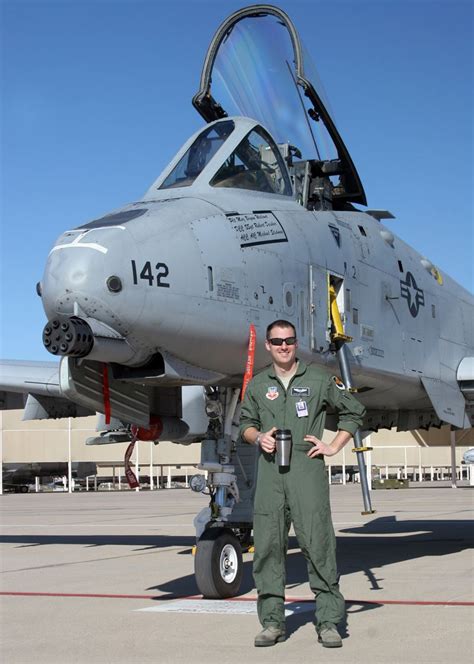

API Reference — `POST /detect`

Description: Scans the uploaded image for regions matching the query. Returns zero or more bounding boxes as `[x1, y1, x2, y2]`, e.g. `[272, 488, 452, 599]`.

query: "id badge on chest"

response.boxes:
[296, 399, 308, 418]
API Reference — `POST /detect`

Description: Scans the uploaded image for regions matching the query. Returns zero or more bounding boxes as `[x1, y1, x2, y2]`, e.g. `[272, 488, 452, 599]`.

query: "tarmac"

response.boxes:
[1, 483, 473, 664]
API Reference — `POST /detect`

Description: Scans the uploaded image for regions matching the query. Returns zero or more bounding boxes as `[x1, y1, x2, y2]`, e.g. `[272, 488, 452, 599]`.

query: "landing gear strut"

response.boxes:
[192, 387, 251, 598]
[336, 343, 375, 515]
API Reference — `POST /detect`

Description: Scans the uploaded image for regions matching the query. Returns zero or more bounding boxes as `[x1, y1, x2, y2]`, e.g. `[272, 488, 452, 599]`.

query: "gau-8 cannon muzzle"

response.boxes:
[43, 316, 94, 357]
[42, 316, 136, 364]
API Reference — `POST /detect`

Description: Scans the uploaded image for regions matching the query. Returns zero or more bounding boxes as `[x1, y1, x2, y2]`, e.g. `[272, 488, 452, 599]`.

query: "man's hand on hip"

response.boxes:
[304, 430, 352, 457]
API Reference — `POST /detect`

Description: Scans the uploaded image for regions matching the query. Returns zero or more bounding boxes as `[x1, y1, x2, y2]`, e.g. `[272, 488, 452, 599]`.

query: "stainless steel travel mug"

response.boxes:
[275, 429, 292, 466]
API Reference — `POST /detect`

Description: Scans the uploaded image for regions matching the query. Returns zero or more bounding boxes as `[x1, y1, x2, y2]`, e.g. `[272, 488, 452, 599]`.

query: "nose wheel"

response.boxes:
[195, 528, 243, 598]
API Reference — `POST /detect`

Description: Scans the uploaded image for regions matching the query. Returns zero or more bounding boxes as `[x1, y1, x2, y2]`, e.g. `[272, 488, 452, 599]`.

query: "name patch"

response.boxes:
[291, 387, 310, 397]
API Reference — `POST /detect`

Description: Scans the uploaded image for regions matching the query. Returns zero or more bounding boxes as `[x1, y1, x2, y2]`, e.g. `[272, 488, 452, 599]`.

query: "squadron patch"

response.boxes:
[332, 376, 346, 391]
[266, 386, 279, 400]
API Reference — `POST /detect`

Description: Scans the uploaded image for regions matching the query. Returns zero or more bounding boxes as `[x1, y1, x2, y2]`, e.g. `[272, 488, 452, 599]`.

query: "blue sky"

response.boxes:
[1, 0, 472, 360]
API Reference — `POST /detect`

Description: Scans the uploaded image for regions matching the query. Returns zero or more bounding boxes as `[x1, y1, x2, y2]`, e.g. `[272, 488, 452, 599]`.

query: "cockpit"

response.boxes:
[159, 119, 292, 197]
[191, 5, 367, 209]
[147, 5, 367, 210]
[160, 120, 234, 190]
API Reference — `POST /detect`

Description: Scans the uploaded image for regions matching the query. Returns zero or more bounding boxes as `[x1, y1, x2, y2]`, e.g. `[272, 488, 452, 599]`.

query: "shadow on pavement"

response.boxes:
[2, 517, 472, 604]
[0, 534, 195, 550]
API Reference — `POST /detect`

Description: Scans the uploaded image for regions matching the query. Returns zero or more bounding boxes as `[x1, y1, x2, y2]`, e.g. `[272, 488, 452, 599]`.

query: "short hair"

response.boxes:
[266, 319, 297, 340]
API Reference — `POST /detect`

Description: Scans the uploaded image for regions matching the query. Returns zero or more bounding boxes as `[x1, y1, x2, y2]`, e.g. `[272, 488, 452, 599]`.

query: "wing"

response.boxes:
[0, 359, 93, 419]
[0, 359, 208, 443]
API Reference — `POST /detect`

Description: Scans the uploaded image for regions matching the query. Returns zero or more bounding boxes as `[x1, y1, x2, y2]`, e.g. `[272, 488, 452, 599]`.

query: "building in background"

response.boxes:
[1, 409, 473, 491]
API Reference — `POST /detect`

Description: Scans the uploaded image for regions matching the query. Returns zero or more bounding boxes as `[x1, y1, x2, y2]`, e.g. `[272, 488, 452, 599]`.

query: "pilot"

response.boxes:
[240, 319, 365, 649]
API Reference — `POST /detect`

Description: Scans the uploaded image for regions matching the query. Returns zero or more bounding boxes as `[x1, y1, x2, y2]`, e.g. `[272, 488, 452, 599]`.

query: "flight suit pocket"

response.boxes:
[253, 512, 277, 566]
[254, 510, 287, 574]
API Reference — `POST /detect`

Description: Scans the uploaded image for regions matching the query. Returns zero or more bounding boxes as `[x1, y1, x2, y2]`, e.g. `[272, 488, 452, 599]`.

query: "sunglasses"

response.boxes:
[268, 336, 297, 346]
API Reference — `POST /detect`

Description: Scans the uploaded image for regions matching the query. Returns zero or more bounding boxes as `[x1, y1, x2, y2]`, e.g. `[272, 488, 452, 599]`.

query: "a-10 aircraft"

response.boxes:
[1, 5, 473, 598]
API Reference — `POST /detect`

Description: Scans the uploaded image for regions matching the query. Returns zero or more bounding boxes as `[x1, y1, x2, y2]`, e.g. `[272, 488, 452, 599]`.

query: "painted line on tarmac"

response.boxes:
[138, 600, 257, 615]
[1, 591, 473, 607]
[136, 600, 312, 615]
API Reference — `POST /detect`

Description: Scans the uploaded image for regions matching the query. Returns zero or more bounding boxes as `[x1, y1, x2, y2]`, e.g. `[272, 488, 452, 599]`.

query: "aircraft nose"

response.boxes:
[41, 226, 145, 336]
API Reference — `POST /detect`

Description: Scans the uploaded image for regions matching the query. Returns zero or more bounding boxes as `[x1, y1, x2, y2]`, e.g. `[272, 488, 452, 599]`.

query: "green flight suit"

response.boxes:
[239, 360, 365, 630]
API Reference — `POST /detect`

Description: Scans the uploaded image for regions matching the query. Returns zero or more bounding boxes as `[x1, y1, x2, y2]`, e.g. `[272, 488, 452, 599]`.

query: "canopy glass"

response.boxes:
[211, 16, 334, 161]
[193, 6, 366, 205]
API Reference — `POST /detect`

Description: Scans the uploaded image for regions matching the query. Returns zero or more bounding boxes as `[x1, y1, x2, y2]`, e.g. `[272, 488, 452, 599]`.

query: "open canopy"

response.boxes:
[193, 4, 366, 206]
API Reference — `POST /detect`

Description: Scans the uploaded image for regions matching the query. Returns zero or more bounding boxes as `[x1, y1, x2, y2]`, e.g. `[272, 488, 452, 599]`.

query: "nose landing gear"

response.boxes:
[192, 387, 256, 598]
[195, 528, 243, 598]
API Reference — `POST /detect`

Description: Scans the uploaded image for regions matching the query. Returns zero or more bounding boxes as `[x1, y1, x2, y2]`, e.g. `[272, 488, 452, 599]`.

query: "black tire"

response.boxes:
[19, 485, 29, 493]
[195, 528, 243, 599]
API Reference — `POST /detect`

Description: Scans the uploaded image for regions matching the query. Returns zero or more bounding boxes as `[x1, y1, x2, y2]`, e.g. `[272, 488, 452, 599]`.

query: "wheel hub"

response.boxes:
[219, 544, 238, 583]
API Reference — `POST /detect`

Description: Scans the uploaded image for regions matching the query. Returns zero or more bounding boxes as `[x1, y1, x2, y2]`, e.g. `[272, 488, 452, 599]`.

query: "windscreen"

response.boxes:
[210, 15, 337, 162]
[211, 126, 293, 195]
[160, 120, 235, 189]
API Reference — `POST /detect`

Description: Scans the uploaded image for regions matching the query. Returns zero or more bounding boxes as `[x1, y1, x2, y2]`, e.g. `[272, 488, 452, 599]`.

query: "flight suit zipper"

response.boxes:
[273, 376, 287, 430]
[274, 371, 302, 432]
